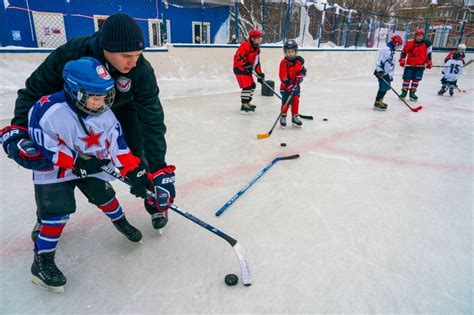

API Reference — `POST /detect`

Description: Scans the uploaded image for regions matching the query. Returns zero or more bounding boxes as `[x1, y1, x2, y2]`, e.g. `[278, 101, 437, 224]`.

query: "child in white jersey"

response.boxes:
[28, 57, 149, 292]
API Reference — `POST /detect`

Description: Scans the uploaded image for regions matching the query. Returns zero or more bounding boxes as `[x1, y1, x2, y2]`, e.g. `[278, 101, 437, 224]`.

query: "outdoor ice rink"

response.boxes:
[0, 49, 473, 313]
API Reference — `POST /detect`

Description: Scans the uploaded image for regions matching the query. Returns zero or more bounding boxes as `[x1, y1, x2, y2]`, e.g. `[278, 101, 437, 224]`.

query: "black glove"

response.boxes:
[0, 126, 53, 171]
[126, 162, 150, 198]
[73, 156, 110, 178]
[243, 62, 252, 74]
[374, 70, 385, 78]
[257, 72, 265, 84]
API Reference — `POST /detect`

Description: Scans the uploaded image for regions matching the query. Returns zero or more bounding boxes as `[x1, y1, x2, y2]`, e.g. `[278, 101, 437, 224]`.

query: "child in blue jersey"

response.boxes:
[27, 57, 150, 292]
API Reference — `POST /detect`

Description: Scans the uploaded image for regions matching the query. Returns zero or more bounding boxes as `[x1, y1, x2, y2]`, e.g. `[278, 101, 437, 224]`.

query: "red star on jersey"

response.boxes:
[38, 96, 50, 106]
[80, 128, 103, 150]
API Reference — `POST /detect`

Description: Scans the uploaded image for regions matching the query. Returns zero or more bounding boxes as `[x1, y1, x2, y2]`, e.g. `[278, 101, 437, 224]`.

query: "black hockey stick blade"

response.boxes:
[277, 154, 300, 161]
[298, 114, 314, 120]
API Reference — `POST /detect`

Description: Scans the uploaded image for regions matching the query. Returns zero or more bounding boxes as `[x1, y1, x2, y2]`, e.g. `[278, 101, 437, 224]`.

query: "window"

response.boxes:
[149, 19, 171, 46]
[192, 22, 210, 44]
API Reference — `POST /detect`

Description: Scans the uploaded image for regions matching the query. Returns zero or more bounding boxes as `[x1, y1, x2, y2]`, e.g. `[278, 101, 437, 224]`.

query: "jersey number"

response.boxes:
[449, 64, 460, 74]
[28, 127, 43, 146]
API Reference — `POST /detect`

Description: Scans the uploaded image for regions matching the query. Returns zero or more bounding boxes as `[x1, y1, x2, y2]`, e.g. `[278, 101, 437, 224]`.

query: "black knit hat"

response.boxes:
[100, 13, 145, 52]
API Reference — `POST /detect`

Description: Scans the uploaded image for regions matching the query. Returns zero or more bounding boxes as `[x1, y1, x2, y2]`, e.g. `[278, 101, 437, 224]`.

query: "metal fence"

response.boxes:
[0, 0, 472, 49]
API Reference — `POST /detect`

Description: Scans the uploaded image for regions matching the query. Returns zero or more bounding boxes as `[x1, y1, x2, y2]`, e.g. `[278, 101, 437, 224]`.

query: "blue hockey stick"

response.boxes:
[98, 164, 252, 286]
[215, 154, 300, 217]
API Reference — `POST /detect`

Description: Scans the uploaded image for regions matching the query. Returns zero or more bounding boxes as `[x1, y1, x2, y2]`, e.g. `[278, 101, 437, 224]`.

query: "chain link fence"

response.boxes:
[1, 0, 472, 49]
[230, 0, 473, 49]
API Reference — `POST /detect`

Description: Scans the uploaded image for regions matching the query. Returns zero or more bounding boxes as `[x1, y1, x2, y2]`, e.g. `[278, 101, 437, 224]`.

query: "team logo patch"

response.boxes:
[96, 65, 111, 80]
[116, 76, 132, 92]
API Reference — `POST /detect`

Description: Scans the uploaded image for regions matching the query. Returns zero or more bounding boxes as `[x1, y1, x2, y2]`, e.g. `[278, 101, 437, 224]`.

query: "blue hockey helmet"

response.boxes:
[63, 57, 115, 115]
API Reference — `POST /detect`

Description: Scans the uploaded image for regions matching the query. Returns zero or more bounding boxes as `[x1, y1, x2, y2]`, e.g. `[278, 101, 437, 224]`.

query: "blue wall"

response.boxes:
[2, 0, 230, 47]
[166, 6, 230, 43]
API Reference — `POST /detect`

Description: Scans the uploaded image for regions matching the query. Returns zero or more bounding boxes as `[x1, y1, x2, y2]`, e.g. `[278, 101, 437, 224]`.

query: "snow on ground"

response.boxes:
[0, 54, 473, 313]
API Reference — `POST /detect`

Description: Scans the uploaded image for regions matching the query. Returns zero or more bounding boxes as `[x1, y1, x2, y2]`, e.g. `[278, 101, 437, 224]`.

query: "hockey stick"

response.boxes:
[253, 70, 314, 120]
[215, 154, 300, 217]
[257, 91, 294, 139]
[379, 76, 422, 112]
[100, 165, 252, 286]
[433, 59, 472, 68]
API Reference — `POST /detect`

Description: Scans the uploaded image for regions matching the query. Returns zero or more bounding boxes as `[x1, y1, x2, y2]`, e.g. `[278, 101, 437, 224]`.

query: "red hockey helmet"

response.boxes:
[249, 29, 263, 39]
[415, 29, 425, 36]
[391, 35, 403, 46]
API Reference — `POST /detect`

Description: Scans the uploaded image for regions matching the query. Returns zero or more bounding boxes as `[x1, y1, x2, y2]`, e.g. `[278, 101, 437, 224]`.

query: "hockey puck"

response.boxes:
[225, 274, 238, 286]
[323, 118, 328, 121]
[280, 143, 287, 147]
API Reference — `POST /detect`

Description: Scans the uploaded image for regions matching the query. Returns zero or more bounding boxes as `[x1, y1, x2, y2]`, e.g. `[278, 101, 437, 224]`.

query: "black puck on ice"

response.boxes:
[280, 143, 287, 147]
[323, 118, 328, 121]
[225, 274, 239, 286]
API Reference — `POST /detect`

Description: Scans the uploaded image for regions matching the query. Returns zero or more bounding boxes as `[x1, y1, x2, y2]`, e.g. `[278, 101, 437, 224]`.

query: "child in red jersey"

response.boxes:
[233, 29, 265, 113]
[279, 39, 306, 128]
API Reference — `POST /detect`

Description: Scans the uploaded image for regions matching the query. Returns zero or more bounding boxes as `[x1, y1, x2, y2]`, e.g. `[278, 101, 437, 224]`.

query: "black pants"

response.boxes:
[35, 178, 116, 220]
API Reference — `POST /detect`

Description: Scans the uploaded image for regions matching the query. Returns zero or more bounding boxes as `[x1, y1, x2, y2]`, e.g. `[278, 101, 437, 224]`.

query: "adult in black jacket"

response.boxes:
[1, 14, 175, 238]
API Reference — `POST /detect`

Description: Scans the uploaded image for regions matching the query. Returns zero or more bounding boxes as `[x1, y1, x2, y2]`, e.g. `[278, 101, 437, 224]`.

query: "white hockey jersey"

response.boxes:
[375, 44, 396, 78]
[442, 59, 464, 82]
[28, 91, 140, 185]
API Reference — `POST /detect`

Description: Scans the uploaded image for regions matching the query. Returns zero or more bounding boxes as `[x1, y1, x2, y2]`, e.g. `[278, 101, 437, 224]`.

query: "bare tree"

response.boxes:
[330, 0, 398, 15]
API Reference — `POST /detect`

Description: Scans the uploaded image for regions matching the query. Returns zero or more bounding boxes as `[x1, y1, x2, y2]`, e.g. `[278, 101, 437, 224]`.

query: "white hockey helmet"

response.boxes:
[458, 43, 466, 51]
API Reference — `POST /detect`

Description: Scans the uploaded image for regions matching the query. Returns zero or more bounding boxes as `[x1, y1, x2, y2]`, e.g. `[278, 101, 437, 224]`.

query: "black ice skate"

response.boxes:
[112, 216, 142, 242]
[438, 86, 447, 95]
[31, 251, 66, 293]
[373, 100, 388, 111]
[292, 115, 303, 127]
[151, 211, 168, 230]
[240, 103, 255, 114]
[280, 114, 287, 128]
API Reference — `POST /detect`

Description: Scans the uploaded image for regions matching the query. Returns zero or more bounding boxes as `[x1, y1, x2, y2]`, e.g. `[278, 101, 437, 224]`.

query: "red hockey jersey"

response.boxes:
[233, 41, 262, 75]
[400, 39, 432, 66]
[279, 56, 305, 90]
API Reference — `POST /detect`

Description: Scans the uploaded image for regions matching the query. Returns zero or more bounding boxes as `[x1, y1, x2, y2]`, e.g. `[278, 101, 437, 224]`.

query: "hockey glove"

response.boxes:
[148, 165, 176, 211]
[0, 125, 53, 171]
[126, 162, 150, 198]
[257, 72, 265, 84]
[296, 67, 306, 83]
[426, 60, 433, 69]
[73, 155, 110, 178]
[295, 74, 304, 84]
[285, 84, 298, 94]
[374, 70, 386, 78]
[243, 61, 253, 74]
[399, 59, 406, 67]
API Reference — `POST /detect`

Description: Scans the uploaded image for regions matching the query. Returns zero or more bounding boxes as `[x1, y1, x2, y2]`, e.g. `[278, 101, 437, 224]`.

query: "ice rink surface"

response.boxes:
[0, 66, 473, 313]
